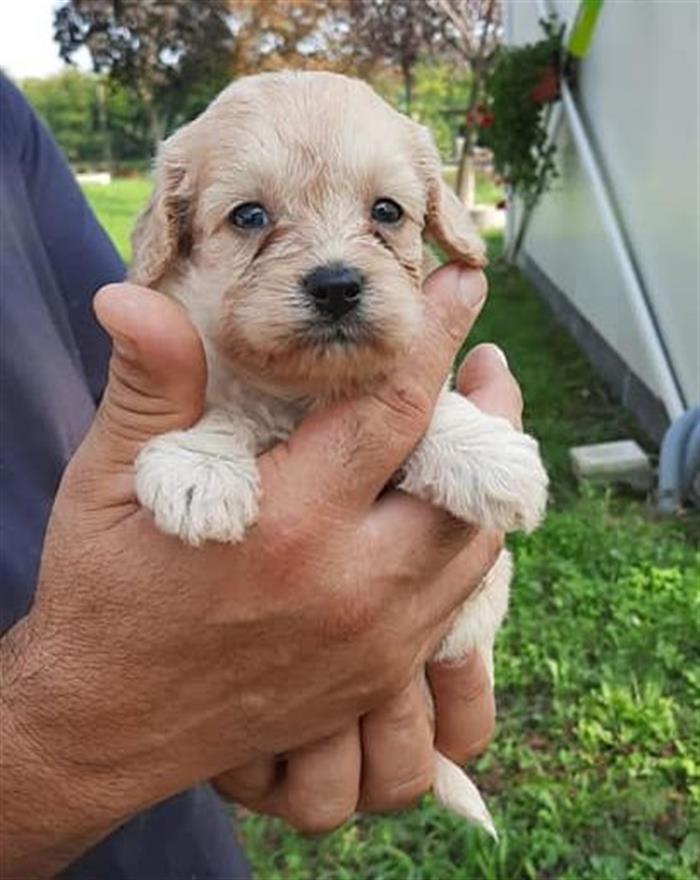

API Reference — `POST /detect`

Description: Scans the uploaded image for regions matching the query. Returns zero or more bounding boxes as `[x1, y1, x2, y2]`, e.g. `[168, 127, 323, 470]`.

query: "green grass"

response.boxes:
[82, 176, 151, 261]
[84, 185, 700, 880]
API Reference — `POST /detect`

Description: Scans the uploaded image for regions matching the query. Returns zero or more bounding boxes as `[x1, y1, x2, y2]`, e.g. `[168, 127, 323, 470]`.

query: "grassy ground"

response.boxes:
[84, 183, 699, 880]
[82, 176, 151, 260]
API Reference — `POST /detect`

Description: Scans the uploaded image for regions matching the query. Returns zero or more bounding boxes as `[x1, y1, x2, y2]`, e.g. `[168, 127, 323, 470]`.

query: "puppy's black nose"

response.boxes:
[302, 263, 363, 321]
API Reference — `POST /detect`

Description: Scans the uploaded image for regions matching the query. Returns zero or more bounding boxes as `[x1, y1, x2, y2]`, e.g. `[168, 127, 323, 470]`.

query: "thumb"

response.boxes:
[88, 283, 206, 470]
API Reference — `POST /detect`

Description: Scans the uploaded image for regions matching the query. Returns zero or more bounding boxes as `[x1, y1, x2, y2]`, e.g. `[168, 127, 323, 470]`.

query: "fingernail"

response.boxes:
[486, 343, 509, 369]
[457, 267, 487, 308]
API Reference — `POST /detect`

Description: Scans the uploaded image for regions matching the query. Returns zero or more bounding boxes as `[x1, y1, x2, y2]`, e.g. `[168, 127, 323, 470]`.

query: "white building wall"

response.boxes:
[507, 0, 699, 417]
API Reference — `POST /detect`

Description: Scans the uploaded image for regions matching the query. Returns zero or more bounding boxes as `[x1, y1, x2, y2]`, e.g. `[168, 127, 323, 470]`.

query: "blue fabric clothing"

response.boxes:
[0, 74, 252, 880]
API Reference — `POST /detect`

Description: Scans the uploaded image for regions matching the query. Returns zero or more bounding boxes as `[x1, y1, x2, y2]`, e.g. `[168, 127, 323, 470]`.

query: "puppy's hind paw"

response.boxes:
[135, 437, 260, 546]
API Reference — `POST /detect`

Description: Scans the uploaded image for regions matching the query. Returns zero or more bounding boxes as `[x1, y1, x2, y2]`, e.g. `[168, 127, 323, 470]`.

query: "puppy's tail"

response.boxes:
[433, 750, 498, 840]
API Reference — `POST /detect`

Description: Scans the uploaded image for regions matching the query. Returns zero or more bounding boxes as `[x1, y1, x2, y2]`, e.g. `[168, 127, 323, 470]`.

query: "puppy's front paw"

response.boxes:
[135, 435, 260, 546]
[400, 411, 548, 533]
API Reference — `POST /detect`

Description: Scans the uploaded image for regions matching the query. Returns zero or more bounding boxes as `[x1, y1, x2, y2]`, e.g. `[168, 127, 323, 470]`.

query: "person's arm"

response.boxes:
[1, 266, 495, 877]
[1, 73, 124, 401]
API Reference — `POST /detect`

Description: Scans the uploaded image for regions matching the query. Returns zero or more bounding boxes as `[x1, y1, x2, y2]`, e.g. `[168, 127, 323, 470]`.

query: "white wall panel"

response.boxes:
[508, 0, 700, 411]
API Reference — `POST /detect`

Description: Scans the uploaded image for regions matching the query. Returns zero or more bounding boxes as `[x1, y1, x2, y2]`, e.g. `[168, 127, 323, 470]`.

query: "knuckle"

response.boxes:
[374, 656, 415, 703]
[288, 799, 354, 835]
[369, 766, 434, 813]
[370, 380, 434, 435]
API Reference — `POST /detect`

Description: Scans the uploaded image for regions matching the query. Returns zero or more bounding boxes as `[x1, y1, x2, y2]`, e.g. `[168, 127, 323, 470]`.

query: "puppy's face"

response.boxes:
[130, 72, 485, 397]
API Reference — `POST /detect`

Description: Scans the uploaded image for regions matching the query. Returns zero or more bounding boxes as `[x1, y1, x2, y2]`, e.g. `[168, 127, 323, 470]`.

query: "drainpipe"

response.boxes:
[657, 407, 700, 514]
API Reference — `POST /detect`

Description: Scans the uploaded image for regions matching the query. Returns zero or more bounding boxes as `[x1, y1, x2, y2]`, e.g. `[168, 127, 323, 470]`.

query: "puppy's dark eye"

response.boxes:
[229, 202, 270, 230]
[371, 198, 403, 224]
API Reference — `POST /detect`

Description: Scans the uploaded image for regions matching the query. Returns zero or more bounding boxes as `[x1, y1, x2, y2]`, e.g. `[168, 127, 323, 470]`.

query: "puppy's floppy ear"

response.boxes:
[129, 134, 194, 290]
[412, 124, 487, 268]
[425, 175, 487, 268]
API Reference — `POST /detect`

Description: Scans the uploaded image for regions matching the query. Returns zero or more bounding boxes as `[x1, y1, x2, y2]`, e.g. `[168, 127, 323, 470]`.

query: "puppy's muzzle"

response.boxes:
[302, 263, 364, 322]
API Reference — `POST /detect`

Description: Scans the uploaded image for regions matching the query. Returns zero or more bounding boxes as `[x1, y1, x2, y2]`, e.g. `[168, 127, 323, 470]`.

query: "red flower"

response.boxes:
[530, 68, 559, 104]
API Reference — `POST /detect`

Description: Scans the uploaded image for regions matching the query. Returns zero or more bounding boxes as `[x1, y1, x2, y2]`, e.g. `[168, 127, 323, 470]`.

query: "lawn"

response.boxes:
[83, 181, 699, 880]
[82, 176, 152, 261]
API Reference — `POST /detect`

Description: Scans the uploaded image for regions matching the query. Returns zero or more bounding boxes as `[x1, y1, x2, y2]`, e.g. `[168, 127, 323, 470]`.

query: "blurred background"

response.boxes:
[2, 2, 698, 878]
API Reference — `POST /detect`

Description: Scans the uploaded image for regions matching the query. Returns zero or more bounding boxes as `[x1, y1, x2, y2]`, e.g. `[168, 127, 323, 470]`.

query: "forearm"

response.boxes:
[0, 618, 131, 877]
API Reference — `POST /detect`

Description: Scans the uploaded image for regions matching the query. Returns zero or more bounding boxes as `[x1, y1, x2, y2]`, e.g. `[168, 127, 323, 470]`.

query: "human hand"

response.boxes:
[1, 264, 498, 875]
[213, 342, 524, 831]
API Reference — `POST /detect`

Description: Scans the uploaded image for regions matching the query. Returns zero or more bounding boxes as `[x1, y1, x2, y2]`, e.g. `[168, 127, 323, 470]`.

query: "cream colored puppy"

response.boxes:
[129, 71, 548, 837]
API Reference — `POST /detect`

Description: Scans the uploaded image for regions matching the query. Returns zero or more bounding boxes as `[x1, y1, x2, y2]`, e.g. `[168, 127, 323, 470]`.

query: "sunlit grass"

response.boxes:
[81, 176, 151, 262]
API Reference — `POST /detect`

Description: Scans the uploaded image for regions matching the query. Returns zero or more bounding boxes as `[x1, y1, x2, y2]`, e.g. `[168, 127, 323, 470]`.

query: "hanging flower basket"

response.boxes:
[481, 17, 564, 209]
[530, 65, 560, 104]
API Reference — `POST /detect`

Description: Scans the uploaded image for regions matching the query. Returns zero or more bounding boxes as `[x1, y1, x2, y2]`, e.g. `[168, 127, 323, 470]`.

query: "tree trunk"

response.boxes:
[454, 70, 484, 208]
[146, 102, 166, 154]
[96, 78, 112, 171]
[402, 62, 414, 117]
[455, 129, 477, 205]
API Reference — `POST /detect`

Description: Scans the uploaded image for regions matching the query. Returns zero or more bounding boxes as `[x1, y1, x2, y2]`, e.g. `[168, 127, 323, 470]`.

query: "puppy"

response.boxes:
[129, 71, 548, 837]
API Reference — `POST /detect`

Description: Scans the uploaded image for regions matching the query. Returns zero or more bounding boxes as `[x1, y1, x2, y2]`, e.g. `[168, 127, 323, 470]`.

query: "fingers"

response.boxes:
[259, 265, 487, 512]
[457, 343, 523, 429]
[222, 728, 362, 835]
[279, 726, 361, 833]
[89, 283, 206, 470]
[428, 651, 496, 765]
[358, 680, 434, 813]
[212, 756, 278, 807]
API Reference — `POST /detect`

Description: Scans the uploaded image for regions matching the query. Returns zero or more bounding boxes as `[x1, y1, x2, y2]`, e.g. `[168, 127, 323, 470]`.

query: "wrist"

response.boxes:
[0, 616, 134, 875]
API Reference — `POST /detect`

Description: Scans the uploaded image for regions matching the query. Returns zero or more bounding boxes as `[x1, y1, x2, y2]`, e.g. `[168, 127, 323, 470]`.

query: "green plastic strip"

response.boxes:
[568, 0, 605, 59]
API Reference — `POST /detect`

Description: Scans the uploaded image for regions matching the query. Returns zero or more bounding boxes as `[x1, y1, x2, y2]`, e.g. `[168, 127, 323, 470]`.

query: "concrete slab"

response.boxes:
[569, 439, 653, 490]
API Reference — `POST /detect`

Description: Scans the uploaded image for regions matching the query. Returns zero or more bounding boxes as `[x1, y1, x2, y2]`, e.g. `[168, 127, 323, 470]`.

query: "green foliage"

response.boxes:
[22, 70, 151, 166]
[411, 61, 471, 160]
[374, 61, 472, 161]
[22, 69, 104, 165]
[83, 192, 700, 880]
[482, 18, 564, 210]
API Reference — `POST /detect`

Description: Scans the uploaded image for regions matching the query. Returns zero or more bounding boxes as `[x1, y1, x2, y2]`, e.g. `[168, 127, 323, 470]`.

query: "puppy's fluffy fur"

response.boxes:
[129, 71, 548, 836]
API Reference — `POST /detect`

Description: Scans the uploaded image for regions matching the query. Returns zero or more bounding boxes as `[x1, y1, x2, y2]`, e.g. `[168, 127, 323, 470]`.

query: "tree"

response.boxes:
[429, 0, 502, 204]
[22, 69, 151, 166]
[54, 0, 234, 152]
[344, 0, 446, 115]
[22, 69, 105, 165]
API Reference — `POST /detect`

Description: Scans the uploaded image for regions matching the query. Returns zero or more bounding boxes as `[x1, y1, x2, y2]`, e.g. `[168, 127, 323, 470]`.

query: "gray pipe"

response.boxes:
[681, 420, 700, 498]
[657, 406, 700, 514]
